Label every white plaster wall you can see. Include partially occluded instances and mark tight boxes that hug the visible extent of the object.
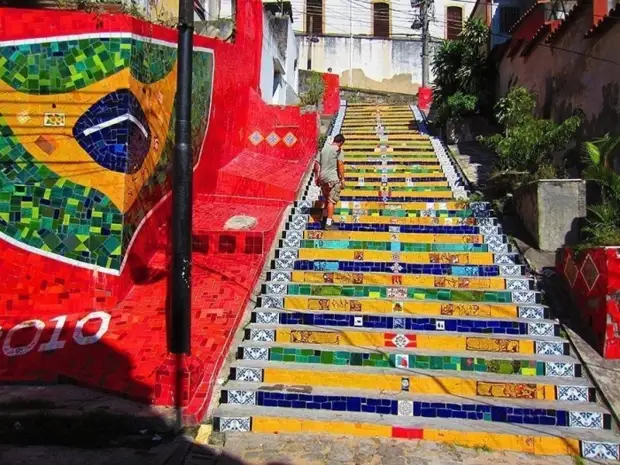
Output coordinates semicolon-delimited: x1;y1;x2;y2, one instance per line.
298;35;438;93
260;11;300;105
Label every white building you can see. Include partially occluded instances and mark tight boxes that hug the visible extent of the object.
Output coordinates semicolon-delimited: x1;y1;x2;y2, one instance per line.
260;2;301;105
289;0;474;93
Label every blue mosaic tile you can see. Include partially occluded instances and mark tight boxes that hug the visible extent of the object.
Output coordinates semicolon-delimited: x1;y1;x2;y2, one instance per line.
278;312;527;335
73;89;151;174
247;391;581;427
293;260;503;276
305;223;480;234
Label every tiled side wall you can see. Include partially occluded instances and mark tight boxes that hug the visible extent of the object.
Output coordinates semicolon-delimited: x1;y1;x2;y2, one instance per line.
0;34;213;272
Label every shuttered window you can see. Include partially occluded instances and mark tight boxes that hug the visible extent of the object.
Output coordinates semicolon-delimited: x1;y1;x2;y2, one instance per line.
373;3;390;38
306;0;323;35
446;6;463;40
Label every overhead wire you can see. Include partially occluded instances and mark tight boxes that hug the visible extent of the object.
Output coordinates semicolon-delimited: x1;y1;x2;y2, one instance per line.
301;1;620;66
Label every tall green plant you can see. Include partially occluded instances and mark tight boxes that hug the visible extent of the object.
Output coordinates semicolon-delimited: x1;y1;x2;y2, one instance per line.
299;72;325;107
480;86;581;178
431;19;492;125
581;134;620;247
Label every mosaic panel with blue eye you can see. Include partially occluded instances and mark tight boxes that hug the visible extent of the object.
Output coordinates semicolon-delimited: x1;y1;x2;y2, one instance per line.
73;89;151;174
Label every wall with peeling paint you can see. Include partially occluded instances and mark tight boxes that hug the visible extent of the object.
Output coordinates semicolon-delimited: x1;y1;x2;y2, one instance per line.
299;35;440;94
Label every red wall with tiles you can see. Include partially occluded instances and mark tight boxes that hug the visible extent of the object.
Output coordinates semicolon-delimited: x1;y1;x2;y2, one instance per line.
322;73;340;116
0;0;317;423
558;247;620;358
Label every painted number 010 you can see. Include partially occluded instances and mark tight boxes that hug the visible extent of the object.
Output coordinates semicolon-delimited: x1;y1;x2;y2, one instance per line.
1;311;111;357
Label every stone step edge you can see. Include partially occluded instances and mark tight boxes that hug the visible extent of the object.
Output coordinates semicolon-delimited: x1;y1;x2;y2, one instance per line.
228;359;593;389
211;405;620;461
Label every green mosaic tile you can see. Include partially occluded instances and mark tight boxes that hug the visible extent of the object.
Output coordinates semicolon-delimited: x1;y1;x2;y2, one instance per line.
0;38;212;271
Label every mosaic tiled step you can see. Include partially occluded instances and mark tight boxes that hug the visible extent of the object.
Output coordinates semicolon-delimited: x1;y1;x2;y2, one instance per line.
257;295;544;319
236;343;583;378
290;239;510;253
261;282;537;304
302;222;501;235
345;172;445;179
213;406;620;460
306;214;493;227
345;165;443;173
346;180;451;188
339;195;459;202
341;158;441;165
345;178;450;185
290;229;496;244
344;141;431;146
251;309;557;337
219;384;611;430
345;154;437;160
348;134;427;140
301;200;489;212
244;324;570;356
283;261;524;279
279;248;514;266
270;271;534;292
229;361;594;402
338;186;452;194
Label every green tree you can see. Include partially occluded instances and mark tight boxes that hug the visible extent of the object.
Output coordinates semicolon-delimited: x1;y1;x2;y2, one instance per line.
480;86;581;178
431;18;492;125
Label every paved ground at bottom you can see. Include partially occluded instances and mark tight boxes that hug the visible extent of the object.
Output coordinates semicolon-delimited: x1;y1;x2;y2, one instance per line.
203;433;603;465
1;432;610;465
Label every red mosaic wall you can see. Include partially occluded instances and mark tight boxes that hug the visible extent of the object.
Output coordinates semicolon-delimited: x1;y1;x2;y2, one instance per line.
322;73;340;116
0;1;317;423
558;247;620;359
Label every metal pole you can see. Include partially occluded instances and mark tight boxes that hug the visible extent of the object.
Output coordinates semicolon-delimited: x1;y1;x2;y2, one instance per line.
348;0;353;87
308;16;314;70
421;0;430;87
170;0;194;356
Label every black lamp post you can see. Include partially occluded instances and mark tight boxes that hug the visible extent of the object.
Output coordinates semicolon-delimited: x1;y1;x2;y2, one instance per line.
170;0;194;356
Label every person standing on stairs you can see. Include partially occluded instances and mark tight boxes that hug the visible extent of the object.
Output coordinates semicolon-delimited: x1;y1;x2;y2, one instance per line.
314;134;346;230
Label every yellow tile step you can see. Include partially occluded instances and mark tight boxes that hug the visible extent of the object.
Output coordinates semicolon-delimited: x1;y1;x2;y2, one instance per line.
339;189;453;199
277;295;520;319
286;271;515;290
301;229;484;244
245;364;582;402
267;326;565;355
292;249;496;265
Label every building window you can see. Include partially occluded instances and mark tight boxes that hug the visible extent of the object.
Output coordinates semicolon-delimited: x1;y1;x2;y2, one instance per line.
499;6;521;33
373;2;390;38
446;6;463;40
306;0;323;35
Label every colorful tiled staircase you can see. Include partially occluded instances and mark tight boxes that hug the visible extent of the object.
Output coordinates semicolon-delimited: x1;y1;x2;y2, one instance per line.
211;103;620;461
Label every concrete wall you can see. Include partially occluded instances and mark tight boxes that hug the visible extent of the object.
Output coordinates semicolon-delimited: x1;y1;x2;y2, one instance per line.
515;180;586;251
497;2;620;139
298;35;440;94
